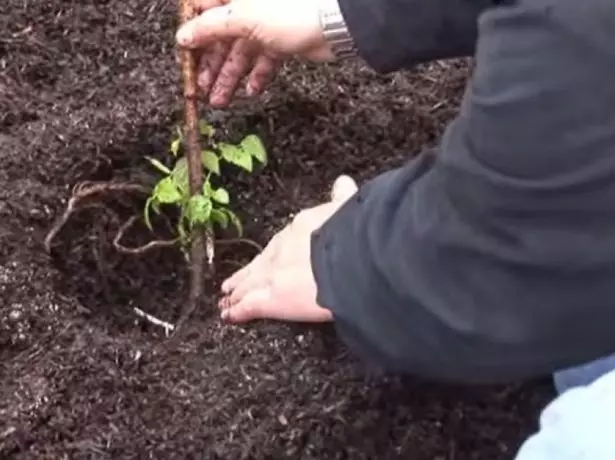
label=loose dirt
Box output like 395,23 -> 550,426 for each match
1,1 -> 553,459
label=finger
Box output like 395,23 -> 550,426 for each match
222,226 -> 290,294
197,40 -> 232,94
176,5 -> 255,49
246,54 -> 280,96
220,229 -> 285,294
220,253 -> 264,296
218,294 -> 232,311
330,174 -> 358,203
194,0 -> 229,12
222,268 -> 333,324
228,270 -> 270,306
210,39 -> 257,107
221,288 -> 273,323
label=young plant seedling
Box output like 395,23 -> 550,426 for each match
42,121 -> 267,334
44,1 -> 267,332
144,120 -> 267,257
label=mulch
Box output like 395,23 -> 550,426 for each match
0,0 -> 554,458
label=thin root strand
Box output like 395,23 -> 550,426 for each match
113,214 -> 177,255
133,307 -> 175,337
216,237 -> 263,253
44,181 -> 150,253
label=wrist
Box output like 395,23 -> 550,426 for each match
318,0 -> 357,61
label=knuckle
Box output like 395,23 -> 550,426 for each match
249,57 -> 278,87
224,53 -> 250,74
218,66 -> 241,83
219,60 -> 247,82
199,52 -> 222,70
214,81 -> 233,95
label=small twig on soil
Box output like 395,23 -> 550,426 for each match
113,214 -> 178,255
0,426 -> 16,440
177,0 -> 214,326
44,181 -> 149,252
133,307 -> 175,336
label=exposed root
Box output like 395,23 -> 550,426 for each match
71,180 -> 149,196
217,237 -> 263,253
46,180 -> 178,257
45,179 -> 258,330
113,214 -> 178,255
44,181 -> 149,253
220,259 -> 245,270
133,307 -> 175,336
206,229 -> 215,265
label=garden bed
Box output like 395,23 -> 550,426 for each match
1,0 -> 554,458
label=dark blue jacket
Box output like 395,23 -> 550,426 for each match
311,0 -> 615,383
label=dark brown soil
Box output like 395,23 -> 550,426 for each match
1,1 -> 554,459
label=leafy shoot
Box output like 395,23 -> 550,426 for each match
144,121 -> 267,252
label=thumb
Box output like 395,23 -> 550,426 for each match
330,175 -> 358,203
176,4 -> 255,48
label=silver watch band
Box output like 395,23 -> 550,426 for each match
319,0 -> 357,60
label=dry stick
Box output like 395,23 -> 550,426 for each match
176,0 -> 213,327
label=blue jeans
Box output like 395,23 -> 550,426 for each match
553,353 -> 615,394
512,353 -> 615,460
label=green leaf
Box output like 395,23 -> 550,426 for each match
219,142 -> 253,172
225,209 -> 243,236
147,157 -> 172,175
211,187 -> 230,205
170,137 -> 181,157
210,209 -> 228,229
202,180 -> 213,197
186,194 -> 212,226
199,120 -> 215,138
202,150 -> 220,175
240,134 -> 267,165
171,157 -> 189,194
154,177 -> 182,204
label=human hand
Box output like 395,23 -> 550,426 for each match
176,0 -> 335,107
218,175 -> 358,323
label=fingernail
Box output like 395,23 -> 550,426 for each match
245,84 -> 255,97
210,95 -> 225,108
220,309 -> 230,321
198,73 -> 210,91
221,280 -> 230,293
176,27 -> 192,46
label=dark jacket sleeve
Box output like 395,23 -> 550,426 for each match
338,0 -> 497,73
311,0 -> 615,384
